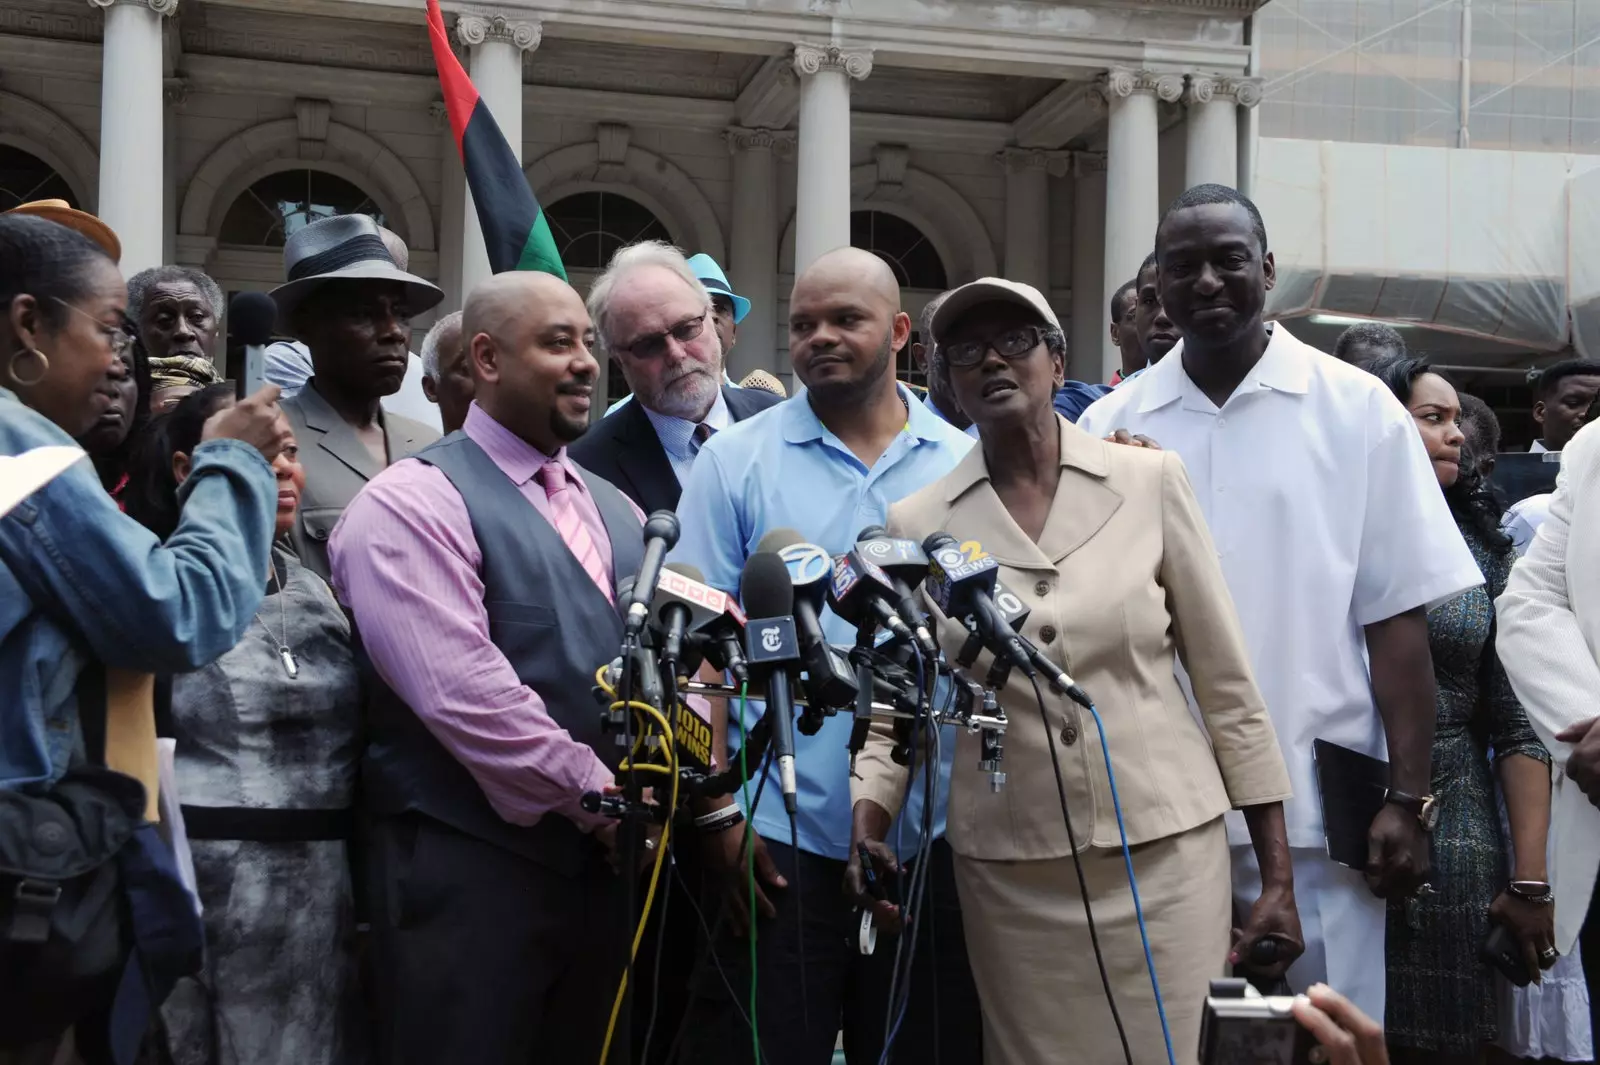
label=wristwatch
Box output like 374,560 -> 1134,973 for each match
1383,788 -> 1440,832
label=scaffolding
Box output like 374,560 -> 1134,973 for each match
1258,0 -> 1600,154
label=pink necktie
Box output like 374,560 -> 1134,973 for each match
536,460 -> 612,602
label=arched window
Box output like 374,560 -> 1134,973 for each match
852,210 -> 947,291
0,145 -> 75,210
219,169 -> 385,248
545,192 -> 672,271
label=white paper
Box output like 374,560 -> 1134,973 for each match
0,445 -> 86,519
156,738 -> 203,917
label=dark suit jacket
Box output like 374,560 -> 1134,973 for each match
282,379 -> 440,582
568,384 -> 781,513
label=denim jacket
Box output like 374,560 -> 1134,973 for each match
0,387 -> 278,789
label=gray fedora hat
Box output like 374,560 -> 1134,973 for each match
269,214 -> 444,325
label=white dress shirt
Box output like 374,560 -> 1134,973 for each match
1078,324 -> 1482,848
640,388 -> 732,487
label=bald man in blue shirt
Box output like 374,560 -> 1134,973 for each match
672,248 -> 980,1065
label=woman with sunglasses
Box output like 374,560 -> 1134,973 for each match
847,278 -> 1299,1065
0,214 -> 291,1056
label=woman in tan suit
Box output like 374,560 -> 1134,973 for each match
847,279 -> 1301,1065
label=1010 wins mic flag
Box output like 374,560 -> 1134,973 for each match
425,0 -> 567,280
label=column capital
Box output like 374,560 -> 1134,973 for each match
454,11 -> 542,53
1095,67 -> 1185,105
792,42 -> 873,81
1185,73 -> 1265,108
996,147 -> 1072,178
724,126 -> 797,159
1071,150 -> 1107,178
88,0 -> 179,15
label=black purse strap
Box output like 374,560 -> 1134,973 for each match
76,660 -> 109,768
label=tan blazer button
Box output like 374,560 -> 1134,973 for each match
1060,724 -> 1079,745
1033,580 -> 1051,597
1039,625 -> 1057,643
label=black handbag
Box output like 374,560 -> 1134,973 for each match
0,765 -> 144,1046
0,661 -> 203,1064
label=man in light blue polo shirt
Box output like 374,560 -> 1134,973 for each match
672,247 -> 979,1065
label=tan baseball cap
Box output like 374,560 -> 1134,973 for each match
931,277 -> 1060,343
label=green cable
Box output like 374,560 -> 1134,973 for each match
737,682 -> 758,1065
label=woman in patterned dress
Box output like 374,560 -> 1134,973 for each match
125,384 -> 365,1065
1366,355 -> 1555,1063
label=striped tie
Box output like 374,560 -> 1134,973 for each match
536,460 -> 612,602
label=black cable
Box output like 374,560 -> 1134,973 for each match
641,655 -> 681,1065
619,636 -> 640,1065
640,841 -> 673,1065
1028,673 -> 1133,1065
789,808 -> 809,1039
664,857 -> 771,1065
661,749 -> 775,1065
877,648 -> 939,1065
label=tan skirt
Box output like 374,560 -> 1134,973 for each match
953,816 -> 1231,1065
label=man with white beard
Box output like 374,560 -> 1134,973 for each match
569,241 -> 780,514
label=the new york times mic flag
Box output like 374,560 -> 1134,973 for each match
425,0 -> 567,280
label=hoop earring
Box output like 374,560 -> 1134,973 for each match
8,347 -> 48,387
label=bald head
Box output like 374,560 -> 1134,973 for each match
463,271 -> 579,351
788,247 -> 910,413
462,271 -> 599,453
796,247 -> 901,310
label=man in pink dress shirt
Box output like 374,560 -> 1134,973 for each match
330,271 -> 650,1065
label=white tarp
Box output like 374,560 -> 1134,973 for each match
1567,159 -> 1600,361
1255,137 -> 1573,352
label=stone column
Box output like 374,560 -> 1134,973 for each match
90,0 -> 176,275
726,127 -> 795,379
1069,152 -> 1109,383
454,12 -> 540,300
1097,67 -> 1179,379
1184,75 -> 1262,190
792,43 -> 872,276
997,147 -> 1068,295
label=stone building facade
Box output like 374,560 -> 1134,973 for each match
0,0 -> 1267,401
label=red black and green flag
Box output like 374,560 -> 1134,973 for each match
425,0 -> 566,280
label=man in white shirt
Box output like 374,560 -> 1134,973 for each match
1077,184 -> 1481,1022
1496,419 -> 1600,1043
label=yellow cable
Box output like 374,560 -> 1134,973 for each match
597,699 -> 679,1065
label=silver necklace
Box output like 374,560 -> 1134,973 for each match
255,561 -> 298,679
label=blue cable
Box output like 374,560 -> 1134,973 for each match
1084,699 -> 1176,1065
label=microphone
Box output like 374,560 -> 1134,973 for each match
698,596 -> 750,688
741,551 -> 803,815
623,511 -> 681,639
756,528 -> 858,712
922,532 -> 1092,709
647,562 -> 726,667
229,291 -> 277,401
827,551 -> 918,647
854,525 -> 937,655
992,580 -> 1032,632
